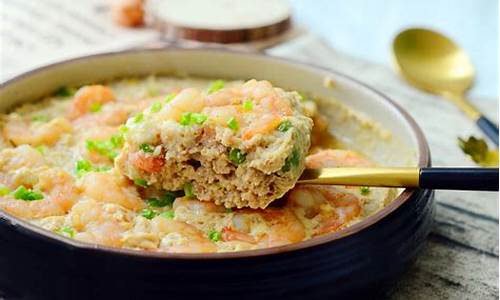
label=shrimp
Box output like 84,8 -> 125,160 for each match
241,80 -> 274,101
68,85 -> 116,120
286,185 -> 362,236
73,105 -> 130,129
69,199 -> 133,247
205,88 -> 243,107
151,217 -> 217,253
305,149 -> 373,169
222,208 -> 306,247
78,171 -> 145,211
241,114 -> 282,140
129,151 -> 164,173
3,117 -> 72,146
173,197 -> 225,215
202,105 -> 243,127
158,88 -> 205,122
0,168 -> 78,219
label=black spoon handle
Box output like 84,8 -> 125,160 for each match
476,115 -> 499,146
420,167 -> 499,191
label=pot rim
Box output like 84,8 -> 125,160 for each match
0,47 -> 431,260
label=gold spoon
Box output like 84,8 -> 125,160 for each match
298,167 -> 498,191
392,28 -> 498,145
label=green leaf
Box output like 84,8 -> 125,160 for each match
207,80 -> 225,94
458,136 -> 499,167
277,120 -> 292,132
228,148 -> 246,165
36,145 -> 47,155
12,186 -> 44,201
226,117 -> 239,131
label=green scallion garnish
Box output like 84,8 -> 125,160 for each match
228,148 -> 246,165
159,211 -> 175,219
282,149 -> 300,172
0,185 -> 10,196
227,117 -> 239,131
141,208 -> 157,220
12,186 -> 44,201
184,182 -> 195,198
207,80 -> 225,94
242,99 -> 253,111
89,102 -> 102,113
139,143 -> 154,153
151,102 -> 162,113
133,112 -> 144,123
360,186 -> 370,196
58,226 -> 75,238
134,178 -> 148,188
208,230 -> 222,242
277,120 -> 292,132
165,93 -> 176,103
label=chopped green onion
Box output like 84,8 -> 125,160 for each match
226,117 -> 239,131
134,178 -> 148,188
12,186 -> 43,201
225,208 -> 233,213
151,102 -> 162,113
36,145 -> 47,155
86,140 -> 118,160
147,192 -> 176,207
207,80 -> 225,94
360,186 -> 370,196
282,149 -> 300,172
139,143 -> 154,153
32,115 -> 50,122
110,134 -> 124,148
298,92 -> 307,102
141,208 -> 157,220
119,125 -> 128,133
75,159 -> 93,176
191,113 -> 208,125
184,182 -> 195,198
89,102 -> 102,113
165,93 -> 176,103
58,226 -> 75,238
159,211 -> 175,219
94,165 -> 111,172
0,185 -> 10,196
54,86 -> 76,97
179,112 -> 192,126
228,148 -> 246,165
208,230 -> 221,242
133,112 -> 144,123
242,99 -> 253,111
277,120 -> 292,132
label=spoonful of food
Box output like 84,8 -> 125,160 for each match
392,28 -> 499,145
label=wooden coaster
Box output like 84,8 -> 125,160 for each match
147,0 -> 292,43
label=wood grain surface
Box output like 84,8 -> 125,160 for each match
268,34 -> 499,299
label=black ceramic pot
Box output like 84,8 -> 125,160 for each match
0,49 -> 433,300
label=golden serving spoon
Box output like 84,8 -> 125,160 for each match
298,167 -> 498,191
392,28 -> 499,145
